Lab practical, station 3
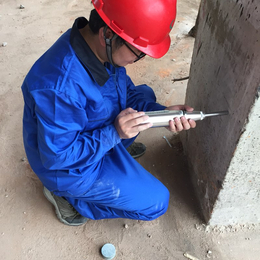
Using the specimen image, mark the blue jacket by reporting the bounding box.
[21,17,166,196]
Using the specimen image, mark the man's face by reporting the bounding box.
[112,42,146,67]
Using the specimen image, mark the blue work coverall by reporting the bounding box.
[21,17,170,220]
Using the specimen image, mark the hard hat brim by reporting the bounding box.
[131,35,171,59]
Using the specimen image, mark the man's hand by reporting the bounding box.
[166,105,196,133]
[114,108,152,139]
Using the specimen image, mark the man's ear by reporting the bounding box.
[99,26,113,47]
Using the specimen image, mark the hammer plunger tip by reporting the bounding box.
[204,111,229,118]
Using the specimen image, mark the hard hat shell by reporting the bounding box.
[92,0,177,58]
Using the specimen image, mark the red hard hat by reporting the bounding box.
[92,0,177,58]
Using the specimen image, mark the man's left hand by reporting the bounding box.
[165,105,196,133]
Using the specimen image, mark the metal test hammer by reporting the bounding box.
[142,110,229,127]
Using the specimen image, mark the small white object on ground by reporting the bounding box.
[184,252,200,260]
[101,243,116,260]
[207,250,212,258]
[2,42,7,47]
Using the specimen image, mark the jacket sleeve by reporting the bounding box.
[32,89,121,170]
[125,75,166,112]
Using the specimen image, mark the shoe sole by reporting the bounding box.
[43,187,83,226]
[131,150,146,159]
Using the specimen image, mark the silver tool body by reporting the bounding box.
[142,110,228,127]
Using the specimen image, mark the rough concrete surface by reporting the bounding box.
[181,0,260,225]
[210,92,260,225]
[0,0,260,259]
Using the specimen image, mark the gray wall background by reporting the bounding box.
[181,0,260,225]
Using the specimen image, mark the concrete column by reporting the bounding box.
[181,0,260,225]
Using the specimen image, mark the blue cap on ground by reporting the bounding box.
[101,243,116,259]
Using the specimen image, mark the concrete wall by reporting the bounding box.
[181,0,260,225]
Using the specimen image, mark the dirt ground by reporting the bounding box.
[1,0,260,259]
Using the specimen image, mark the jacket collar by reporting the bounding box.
[70,17,109,86]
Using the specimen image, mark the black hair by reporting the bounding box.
[89,9,124,49]
[89,9,106,34]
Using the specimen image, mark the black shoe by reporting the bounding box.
[126,142,146,159]
[43,187,88,226]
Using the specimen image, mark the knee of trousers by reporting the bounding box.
[136,84,157,102]
[141,186,170,221]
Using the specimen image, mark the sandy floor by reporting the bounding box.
[1,0,260,259]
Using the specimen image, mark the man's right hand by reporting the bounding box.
[114,108,152,139]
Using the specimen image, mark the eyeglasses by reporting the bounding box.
[123,42,146,62]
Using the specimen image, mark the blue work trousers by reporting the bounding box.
[66,143,170,220]
[64,85,169,220]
